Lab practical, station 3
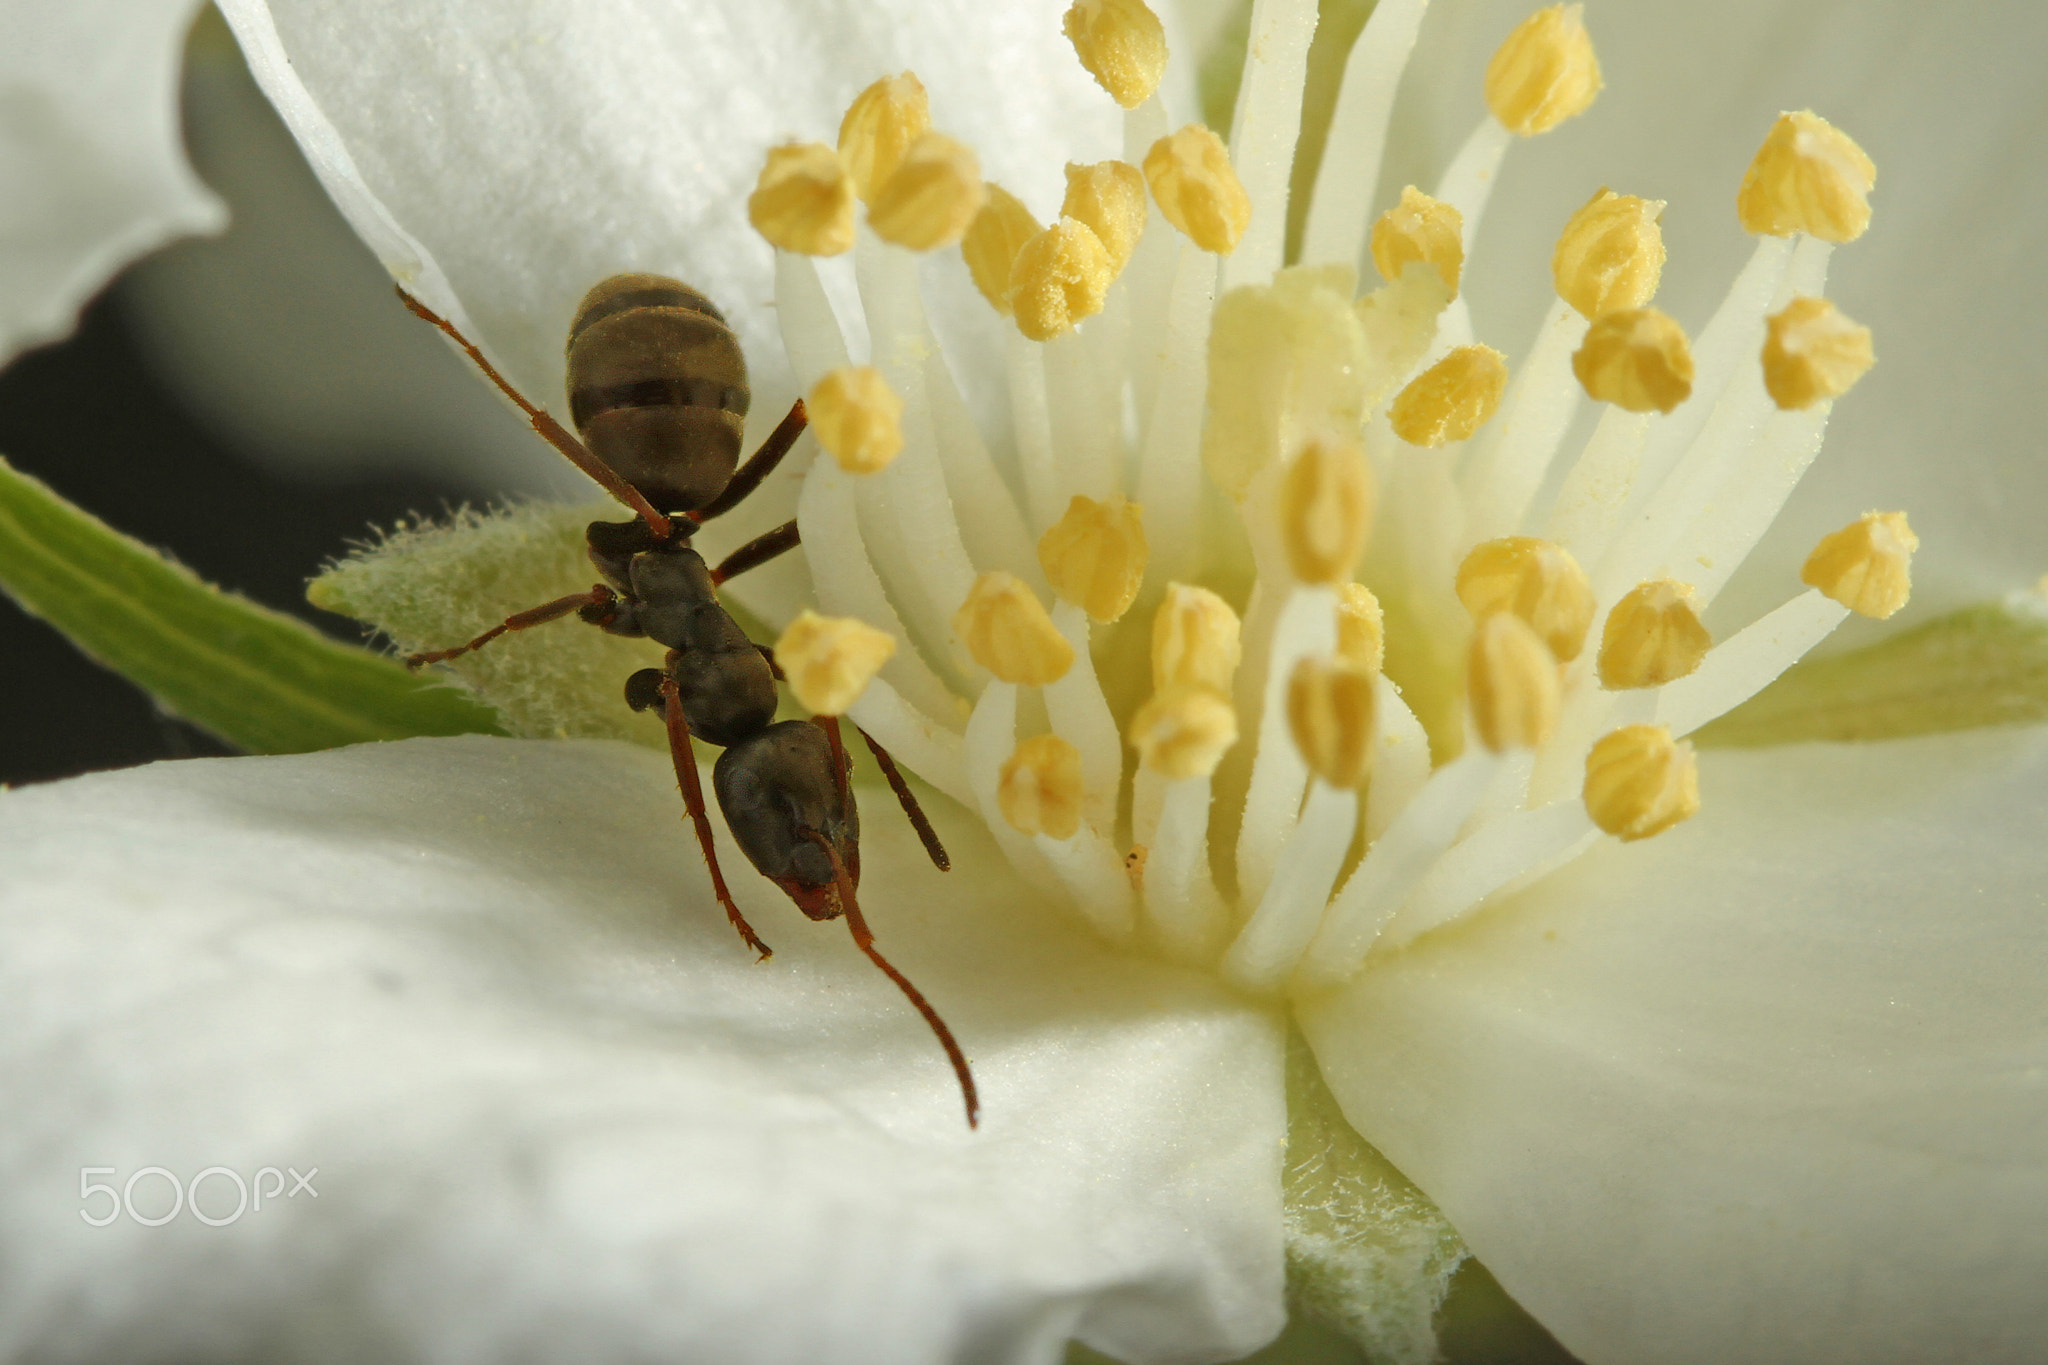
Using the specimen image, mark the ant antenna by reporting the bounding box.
[805,829,980,1129]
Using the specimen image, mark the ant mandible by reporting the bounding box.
[396,275,978,1127]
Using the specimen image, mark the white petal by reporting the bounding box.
[1300,725,2048,1365]
[1386,0,2048,611]
[211,0,1121,419]
[0,737,1285,1364]
[0,0,226,363]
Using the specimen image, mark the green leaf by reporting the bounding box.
[0,455,503,755]
[1694,598,2048,749]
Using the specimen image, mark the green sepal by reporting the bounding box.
[1281,1028,1466,1364]
[1695,598,2048,748]
[0,455,503,755]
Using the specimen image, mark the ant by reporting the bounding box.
[396,275,977,1127]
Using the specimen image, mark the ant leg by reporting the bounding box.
[660,674,773,961]
[692,399,808,523]
[856,726,950,872]
[710,518,801,585]
[395,288,672,539]
[804,828,979,1129]
[406,586,618,669]
[755,643,786,682]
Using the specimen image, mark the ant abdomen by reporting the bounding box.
[566,274,751,515]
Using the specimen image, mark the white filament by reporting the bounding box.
[1299,0,1434,270]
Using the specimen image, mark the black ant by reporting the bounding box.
[396,275,977,1127]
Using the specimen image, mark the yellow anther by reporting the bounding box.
[1456,535,1595,662]
[1761,296,1874,410]
[1572,307,1695,414]
[838,72,931,204]
[962,184,1042,318]
[1279,438,1375,585]
[1062,160,1148,277]
[954,572,1076,685]
[1038,493,1149,623]
[997,733,1085,840]
[1552,187,1665,319]
[1388,344,1509,448]
[748,142,857,257]
[806,366,903,474]
[1598,580,1711,690]
[1009,217,1115,341]
[1129,684,1238,780]
[1736,110,1875,243]
[1468,612,1561,752]
[1335,582,1385,674]
[1143,125,1251,255]
[1484,4,1602,136]
[1370,186,1463,297]
[868,132,986,252]
[1584,724,1699,841]
[774,610,897,716]
[1063,0,1169,109]
[1152,583,1242,695]
[1801,511,1917,620]
[1287,656,1377,788]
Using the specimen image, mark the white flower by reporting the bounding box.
[4,1,2047,1363]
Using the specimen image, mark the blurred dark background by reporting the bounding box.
[0,288,468,786]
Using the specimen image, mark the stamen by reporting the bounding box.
[1145,771,1231,965]
[1801,511,1917,619]
[1389,344,1508,447]
[807,366,904,474]
[1335,582,1384,673]
[1133,243,1219,585]
[867,132,985,252]
[998,733,1085,839]
[1062,160,1148,278]
[1287,657,1376,788]
[1010,218,1115,341]
[1456,536,1594,661]
[1484,4,1602,136]
[1152,583,1242,694]
[1299,0,1434,269]
[1220,0,1315,285]
[1468,612,1561,752]
[1039,494,1148,623]
[774,610,898,716]
[1279,438,1375,585]
[1552,187,1665,320]
[748,142,857,256]
[1572,307,1694,414]
[1129,684,1238,779]
[962,184,1042,318]
[1654,589,1846,738]
[954,572,1076,684]
[1370,186,1463,296]
[1143,126,1252,256]
[1456,296,1584,544]
[1583,724,1699,841]
[838,72,931,204]
[1762,296,1874,409]
[1598,580,1710,689]
[1062,0,1168,110]
[1736,110,1875,243]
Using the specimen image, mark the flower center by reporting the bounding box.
[747,1,1902,997]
